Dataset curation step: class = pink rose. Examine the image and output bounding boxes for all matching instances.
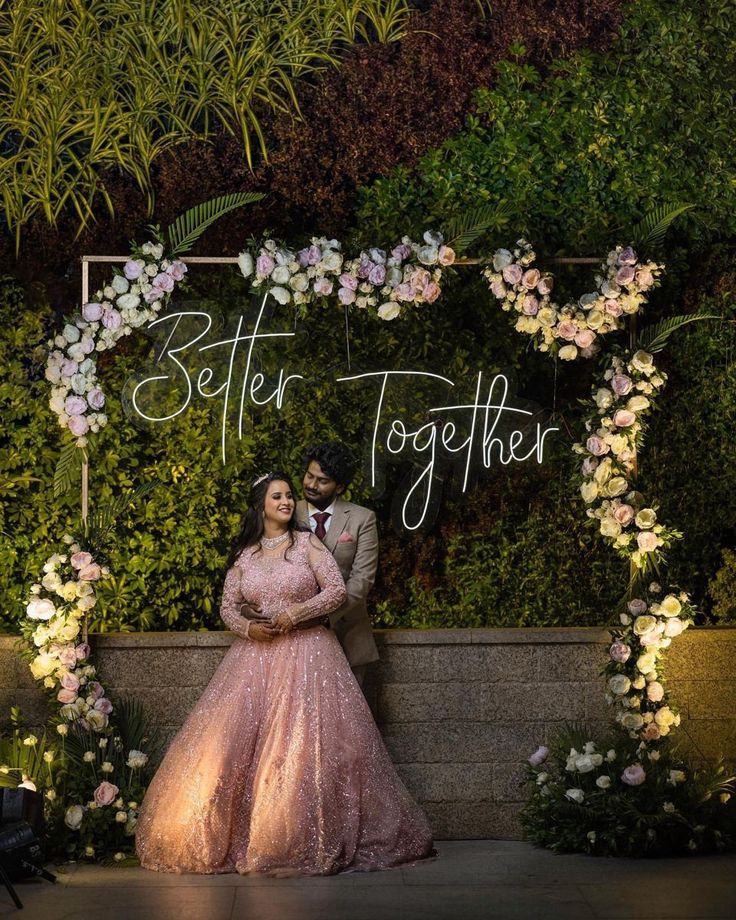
[368,264,386,285]
[61,358,79,377]
[614,409,636,427]
[57,689,78,704]
[296,248,310,267]
[646,681,665,702]
[579,345,598,359]
[152,272,175,293]
[616,265,636,285]
[144,289,164,304]
[635,268,654,289]
[537,275,554,296]
[313,277,333,296]
[609,641,631,663]
[582,457,598,474]
[79,563,102,581]
[521,268,541,290]
[637,531,659,552]
[61,672,80,691]
[410,268,430,290]
[76,643,91,660]
[502,263,522,285]
[123,260,144,280]
[618,246,637,265]
[490,280,506,299]
[522,295,539,315]
[94,698,113,714]
[59,647,78,668]
[65,395,87,416]
[622,765,646,786]
[423,282,441,303]
[642,724,661,741]
[613,504,635,525]
[82,302,104,322]
[438,245,455,266]
[79,337,95,355]
[87,681,104,699]
[357,258,374,279]
[391,243,411,261]
[338,273,358,292]
[528,745,549,766]
[628,598,648,615]
[87,388,105,410]
[604,299,623,317]
[256,254,275,277]
[557,321,578,341]
[166,260,187,281]
[94,781,119,806]
[68,415,90,437]
[101,307,122,330]
[71,551,93,570]
[78,718,90,731]
[307,245,322,266]
[394,283,414,302]
[338,287,356,306]
[586,436,609,456]
[574,329,596,349]
[611,374,633,396]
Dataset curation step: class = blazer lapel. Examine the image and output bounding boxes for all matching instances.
[323,501,349,552]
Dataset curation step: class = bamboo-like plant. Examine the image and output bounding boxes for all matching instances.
[0,0,414,246]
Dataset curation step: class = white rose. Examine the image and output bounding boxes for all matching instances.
[289,272,309,292]
[620,712,644,730]
[659,595,682,617]
[608,674,631,695]
[115,811,128,823]
[574,754,597,773]
[126,750,149,769]
[86,709,108,731]
[664,617,685,638]
[596,775,611,789]
[668,770,686,784]
[63,323,81,343]
[655,707,676,727]
[377,302,401,321]
[271,265,291,286]
[605,477,628,497]
[636,652,656,674]
[565,788,585,804]
[83,751,95,762]
[635,508,657,529]
[111,275,129,294]
[627,395,650,412]
[65,804,85,830]
[580,481,599,503]
[558,344,578,361]
[633,614,657,636]
[594,388,614,410]
[238,252,254,278]
[631,350,654,373]
[268,286,291,305]
[26,597,56,621]
[30,653,58,679]
[600,517,622,538]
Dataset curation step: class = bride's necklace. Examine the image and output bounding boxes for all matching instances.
[261,531,289,550]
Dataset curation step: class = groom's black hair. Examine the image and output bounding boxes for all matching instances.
[303,441,357,488]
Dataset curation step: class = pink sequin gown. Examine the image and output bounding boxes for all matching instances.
[136,530,433,875]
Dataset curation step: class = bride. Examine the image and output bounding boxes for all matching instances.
[135,471,433,875]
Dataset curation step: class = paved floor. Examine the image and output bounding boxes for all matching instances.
[2,841,735,920]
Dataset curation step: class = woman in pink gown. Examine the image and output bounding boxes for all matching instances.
[136,471,433,875]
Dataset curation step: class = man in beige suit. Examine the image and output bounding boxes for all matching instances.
[296,442,379,686]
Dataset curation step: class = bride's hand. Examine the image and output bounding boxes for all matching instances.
[248,621,280,643]
[272,612,293,634]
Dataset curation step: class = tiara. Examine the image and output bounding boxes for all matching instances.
[252,472,271,488]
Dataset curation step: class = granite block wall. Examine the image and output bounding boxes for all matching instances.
[1,628,734,839]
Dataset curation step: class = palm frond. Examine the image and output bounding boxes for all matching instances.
[113,696,165,768]
[631,203,696,249]
[446,201,513,254]
[165,192,265,257]
[638,312,720,354]
[87,479,160,543]
[53,442,84,498]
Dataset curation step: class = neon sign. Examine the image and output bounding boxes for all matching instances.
[124,298,559,531]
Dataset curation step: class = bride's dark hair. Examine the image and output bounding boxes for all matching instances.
[226,471,305,568]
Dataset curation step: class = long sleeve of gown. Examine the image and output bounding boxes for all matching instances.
[286,537,347,625]
[219,564,252,639]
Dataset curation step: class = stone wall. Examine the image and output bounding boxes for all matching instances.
[1,627,734,839]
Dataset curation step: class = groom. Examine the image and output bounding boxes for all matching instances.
[297,441,379,687]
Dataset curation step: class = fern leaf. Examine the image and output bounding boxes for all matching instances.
[53,442,83,498]
[638,312,720,354]
[446,201,513,254]
[88,480,159,541]
[166,193,265,258]
[631,203,695,249]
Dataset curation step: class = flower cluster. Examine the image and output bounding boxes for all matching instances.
[237,231,455,320]
[572,347,681,569]
[24,538,113,731]
[605,585,694,744]
[484,241,663,359]
[522,730,732,857]
[46,241,187,446]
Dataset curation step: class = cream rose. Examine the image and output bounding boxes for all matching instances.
[659,595,682,617]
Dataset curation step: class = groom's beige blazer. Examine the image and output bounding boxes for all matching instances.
[296,498,379,667]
